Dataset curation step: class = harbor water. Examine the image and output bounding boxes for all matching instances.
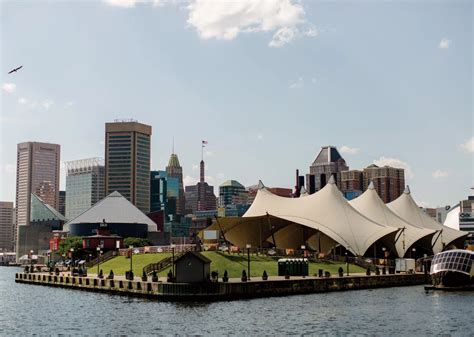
[1,267,472,336]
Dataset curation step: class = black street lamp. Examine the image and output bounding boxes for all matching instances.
[412,247,416,259]
[171,243,175,278]
[246,243,251,281]
[96,246,101,276]
[129,245,134,280]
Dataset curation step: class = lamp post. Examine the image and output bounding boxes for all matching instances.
[412,247,416,259]
[171,243,175,278]
[129,245,133,280]
[70,248,74,270]
[246,244,251,281]
[30,250,34,272]
[345,251,349,276]
[96,246,100,276]
[382,247,387,273]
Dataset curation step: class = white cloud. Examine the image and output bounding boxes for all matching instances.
[192,164,199,171]
[458,137,474,153]
[257,133,264,140]
[187,0,316,47]
[40,99,54,110]
[311,78,317,84]
[217,172,225,179]
[373,156,414,179]
[438,38,450,49]
[269,27,298,47]
[304,26,318,37]
[104,0,142,7]
[65,101,74,107]
[2,83,16,93]
[289,77,304,89]
[205,150,214,157]
[339,145,360,155]
[183,175,197,186]
[432,170,449,179]
[103,0,317,47]
[18,97,28,105]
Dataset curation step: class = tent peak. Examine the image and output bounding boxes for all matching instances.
[328,175,336,184]
[257,180,265,190]
[404,185,411,194]
[368,181,375,190]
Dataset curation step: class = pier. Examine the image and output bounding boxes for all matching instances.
[15,272,428,301]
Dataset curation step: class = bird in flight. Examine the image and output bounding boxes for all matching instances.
[8,65,23,74]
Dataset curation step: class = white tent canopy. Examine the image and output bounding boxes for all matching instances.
[64,191,157,232]
[387,187,467,254]
[350,182,436,257]
[213,177,398,256]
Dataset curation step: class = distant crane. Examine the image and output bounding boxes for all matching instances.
[8,65,23,74]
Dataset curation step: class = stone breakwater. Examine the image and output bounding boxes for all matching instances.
[15,273,428,301]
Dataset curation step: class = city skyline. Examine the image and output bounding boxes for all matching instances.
[1,1,473,208]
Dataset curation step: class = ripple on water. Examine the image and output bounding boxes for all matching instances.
[0,267,472,336]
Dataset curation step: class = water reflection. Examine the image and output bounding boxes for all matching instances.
[1,267,472,336]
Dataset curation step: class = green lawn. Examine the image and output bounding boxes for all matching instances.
[89,252,365,278]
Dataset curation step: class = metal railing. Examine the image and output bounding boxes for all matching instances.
[118,244,197,256]
[85,250,116,268]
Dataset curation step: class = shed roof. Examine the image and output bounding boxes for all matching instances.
[175,251,212,264]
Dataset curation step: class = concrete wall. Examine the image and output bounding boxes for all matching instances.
[16,273,428,301]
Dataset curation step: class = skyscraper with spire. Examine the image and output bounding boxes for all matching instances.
[165,152,186,217]
[185,142,216,214]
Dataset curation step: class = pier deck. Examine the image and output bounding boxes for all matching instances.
[15,272,428,301]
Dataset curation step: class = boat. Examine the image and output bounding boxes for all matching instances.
[427,249,473,290]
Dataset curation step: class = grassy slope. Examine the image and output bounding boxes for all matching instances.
[89,252,365,278]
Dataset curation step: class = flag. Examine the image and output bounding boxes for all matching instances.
[202,140,208,146]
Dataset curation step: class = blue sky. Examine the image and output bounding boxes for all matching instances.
[1,0,472,207]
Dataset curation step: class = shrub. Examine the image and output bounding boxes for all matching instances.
[98,269,103,279]
[223,270,229,283]
[241,270,247,282]
[338,267,344,277]
[366,267,371,276]
[151,270,158,282]
[108,270,114,280]
[262,270,268,280]
[142,270,148,282]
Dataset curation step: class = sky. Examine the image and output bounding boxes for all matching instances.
[1,0,473,208]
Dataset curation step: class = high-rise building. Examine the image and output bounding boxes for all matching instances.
[58,191,66,216]
[0,202,15,252]
[340,169,364,200]
[219,180,248,207]
[165,153,186,216]
[306,146,348,193]
[362,164,405,203]
[105,120,151,213]
[185,160,216,214]
[65,158,105,219]
[16,142,60,228]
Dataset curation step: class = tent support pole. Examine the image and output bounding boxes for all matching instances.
[431,229,443,251]
[266,213,277,249]
[214,215,229,248]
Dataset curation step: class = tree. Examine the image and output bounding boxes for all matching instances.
[57,237,83,256]
[123,237,152,248]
